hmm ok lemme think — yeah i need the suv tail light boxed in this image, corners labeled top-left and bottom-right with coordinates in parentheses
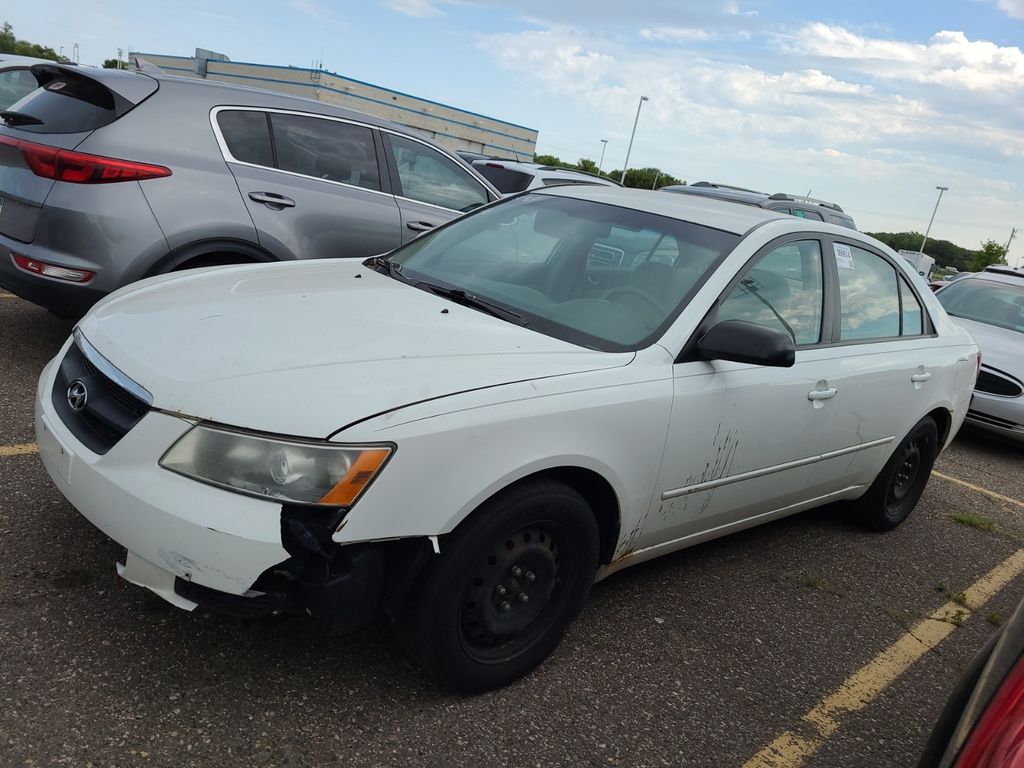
top-left (0, 135), bottom-right (171, 183)
top-left (955, 655), bottom-right (1024, 767)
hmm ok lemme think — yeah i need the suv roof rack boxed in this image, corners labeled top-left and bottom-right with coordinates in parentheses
top-left (535, 166), bottom-right (623, 185)
top-left (691, 181), bottom-right (765, 194)
top-left (768, 193), bottom-right (844, 213)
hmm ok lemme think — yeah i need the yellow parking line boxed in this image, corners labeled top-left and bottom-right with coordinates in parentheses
top-left (0, 292), bottom-right (16, 298)
top-left (744, 549), bottom-right (1024, 768)
top-left (0, 443), bottom-right (38, 457)
top-left (932, 470), bottom-right (1024, 510)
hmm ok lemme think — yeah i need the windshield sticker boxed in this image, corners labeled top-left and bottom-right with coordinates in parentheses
top-left (834, 243), bottom-right (854, 270)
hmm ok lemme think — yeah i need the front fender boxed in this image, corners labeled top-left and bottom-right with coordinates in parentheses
top-left (331, 361), bottom-right (674, 557)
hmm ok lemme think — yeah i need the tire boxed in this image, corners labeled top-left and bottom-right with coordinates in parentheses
top-left (855, 415), bottom-right (939, 532)
top-left (397, 479), bottom-right (600, 693)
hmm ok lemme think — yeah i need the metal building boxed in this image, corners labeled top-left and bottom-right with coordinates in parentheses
top-left (131, 48), bottom-right (537, 159)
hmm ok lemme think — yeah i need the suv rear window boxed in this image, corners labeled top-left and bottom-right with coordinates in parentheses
top-left (474, 164), bottom-right (533, 194)
top-left (5, 69), bottom-right (136, 135)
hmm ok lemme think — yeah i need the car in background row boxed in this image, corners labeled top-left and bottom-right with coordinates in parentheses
top-left (935, 265), bottom-right (1024, 442)
top-left (0, 54), bottom-right (55, 110)
top-left (471, 159), bottom-right (621, 195)
top-left (661, 181), bottom-right (858, 230)
top-left (0, 62), bottom-right (500, 317)
top-left (930, 271), bottom-right (974, 292)
top-left (36, 186), bottom-right (977, 691)
top-left (919, 592), bottom-right (1024, 767)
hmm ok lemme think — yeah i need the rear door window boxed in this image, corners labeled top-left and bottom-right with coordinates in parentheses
top-left (836, 244), bottom-right (900, 340)
top-left (216, 110), bottom-right (274, 167)
top-left (270, 113), bottom-right (381, 191)
top-left (0, 68), bottom-right (37, 111)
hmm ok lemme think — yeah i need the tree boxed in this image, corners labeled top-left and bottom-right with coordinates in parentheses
top-left (971, 240), bottom-right (1007, 271)
top-left (0, 22), bottom-right (67, 61)
top-left (102, 58), bottom-right (127, 69)
top-left (576, 158), bottom-right (599, 175)
top-left (533, 154), bottom-right (564, 167)
top-left (609, 167), bottom-right (683, 189)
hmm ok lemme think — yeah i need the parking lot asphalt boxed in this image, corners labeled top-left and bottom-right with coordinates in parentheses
top-left (1, 290), bottom-right (1022, 768)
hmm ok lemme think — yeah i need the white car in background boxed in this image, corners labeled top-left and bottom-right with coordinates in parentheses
top-left (471, 158), bottom-right (620, 195)
top-left (36, 187), bottom-right (978, 692)
top-left (935, 266), bottom-right (1024, 442)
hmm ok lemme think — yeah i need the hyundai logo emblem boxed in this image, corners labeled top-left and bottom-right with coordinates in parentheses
top-left (67, 380), bottom-right (88, 412)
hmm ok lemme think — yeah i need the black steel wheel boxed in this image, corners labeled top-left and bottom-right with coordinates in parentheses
top-left (856, 415), bottom-right (939, 532)
top-left (397, 479), bottom-right (599, 693)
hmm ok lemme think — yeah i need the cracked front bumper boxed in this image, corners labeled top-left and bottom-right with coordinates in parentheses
top-left (35, 353), bottom-right (291, 602)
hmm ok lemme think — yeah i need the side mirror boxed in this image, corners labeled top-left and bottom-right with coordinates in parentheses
top-left (697, 319), bottom-right (795, 367)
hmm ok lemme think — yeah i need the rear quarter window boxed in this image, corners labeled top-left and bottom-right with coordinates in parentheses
top-left (0, 68), bottom-right (37, 111)
top-left (216, 110), bottom-right (274, 167)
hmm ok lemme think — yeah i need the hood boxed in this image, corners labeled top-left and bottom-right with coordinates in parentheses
top-left (952, 316), bottom-right (1023, 377)
top-left (78, 260), bottom-right (634, 437)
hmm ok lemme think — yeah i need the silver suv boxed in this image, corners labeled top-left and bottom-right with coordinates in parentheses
top-left (0, 63), bottom-right (500, 316)
top-left (471, 160), bottom-right (620, 195)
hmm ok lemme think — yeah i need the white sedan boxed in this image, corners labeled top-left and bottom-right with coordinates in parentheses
top-left (35, 186), bottom-right (978, 692)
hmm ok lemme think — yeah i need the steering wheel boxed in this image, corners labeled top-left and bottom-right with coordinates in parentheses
top-left (603, 284), bottom-right (667, 315)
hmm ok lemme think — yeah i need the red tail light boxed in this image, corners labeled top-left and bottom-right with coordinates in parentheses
top-left (955, 656), bottom-right (1024, 767)
top-left (0, 135), bottom-right (171, 183)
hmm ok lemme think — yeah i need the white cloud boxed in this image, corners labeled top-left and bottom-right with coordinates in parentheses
top-left (382, 0), bottom-right (443, 17)
top-left (640, 27), bottom-right (712, 42)
top-left (995, 0), bottom-right (1024, 18)
top-left (784, 24), bottom-right (1024, 92)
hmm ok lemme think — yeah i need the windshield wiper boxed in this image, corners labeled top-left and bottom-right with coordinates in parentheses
top-left (1, 110), bottom-right (43, 126)
top-left (416, 281), bottom-right (526, 325)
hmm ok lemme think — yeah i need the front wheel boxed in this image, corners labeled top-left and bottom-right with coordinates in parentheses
top-left (397, 480), bottom-right (600, 693)
top-left (855, 415), bottom-right (939, 531)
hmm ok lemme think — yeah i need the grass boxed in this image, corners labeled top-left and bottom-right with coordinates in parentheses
top-left (987, 611), bottom-right (1005, 628)
top-left (951, 512), bottom-right (997, 532)
top-left (949, 609), bottom-right (967, 627)
top-left (952, 591), bottom-right (968, 607)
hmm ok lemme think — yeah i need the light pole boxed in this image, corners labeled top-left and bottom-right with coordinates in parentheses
top-left (919, 185), bottom-right (949, 253)
top-left (597, 139), bottom-right (608, 176)
top-left (620, 96), bottom-right (649, 185)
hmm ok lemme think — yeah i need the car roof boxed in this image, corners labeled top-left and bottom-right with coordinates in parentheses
top-left (0, 54), bottom-right (62, 68)
top-left (535, 184), bottom-right (786, 234)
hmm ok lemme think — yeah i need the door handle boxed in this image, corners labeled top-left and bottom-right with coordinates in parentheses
top-left (406, 221), bottom-right (435, 233)
top-left (248, 191), bottom-right (295, 208)
top-left (807, 388), bottom-right (838, 401)
top-left (911, 372), bottom-right (931, 382)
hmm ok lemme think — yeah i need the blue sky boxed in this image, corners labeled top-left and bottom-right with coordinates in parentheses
top-left (7, 0), bottom-right (1023, 264)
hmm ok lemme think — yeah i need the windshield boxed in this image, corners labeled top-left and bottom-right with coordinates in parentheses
top-left (936, 278), bottom-right (1024, 333)
top-left (386, 193), bottom-right (740, 350)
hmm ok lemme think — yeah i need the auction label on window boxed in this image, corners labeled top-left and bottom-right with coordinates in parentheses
top-left (833, 243), bottom-right (854, 270)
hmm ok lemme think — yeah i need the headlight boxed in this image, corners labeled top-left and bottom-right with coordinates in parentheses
top-left (159, 425), bottom-right (392, 506)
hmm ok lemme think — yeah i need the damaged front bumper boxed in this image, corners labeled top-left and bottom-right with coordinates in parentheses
top-left (35, 355), bottom-right (411, 633)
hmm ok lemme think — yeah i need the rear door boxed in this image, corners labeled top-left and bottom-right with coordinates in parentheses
top-left (214, 108), bottom-right (402, 261)
top-left (381, 131), bottom-right (493, 243)
top-left (822, 239), bottom-right (954, 485)
top-left (0, 64), bottom-right (157, 243)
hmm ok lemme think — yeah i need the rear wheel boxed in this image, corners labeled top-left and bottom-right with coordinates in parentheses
top-left (855, 415), bottom-right (938, 531)
top-left (398, 480), bottom-right (599, 693)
